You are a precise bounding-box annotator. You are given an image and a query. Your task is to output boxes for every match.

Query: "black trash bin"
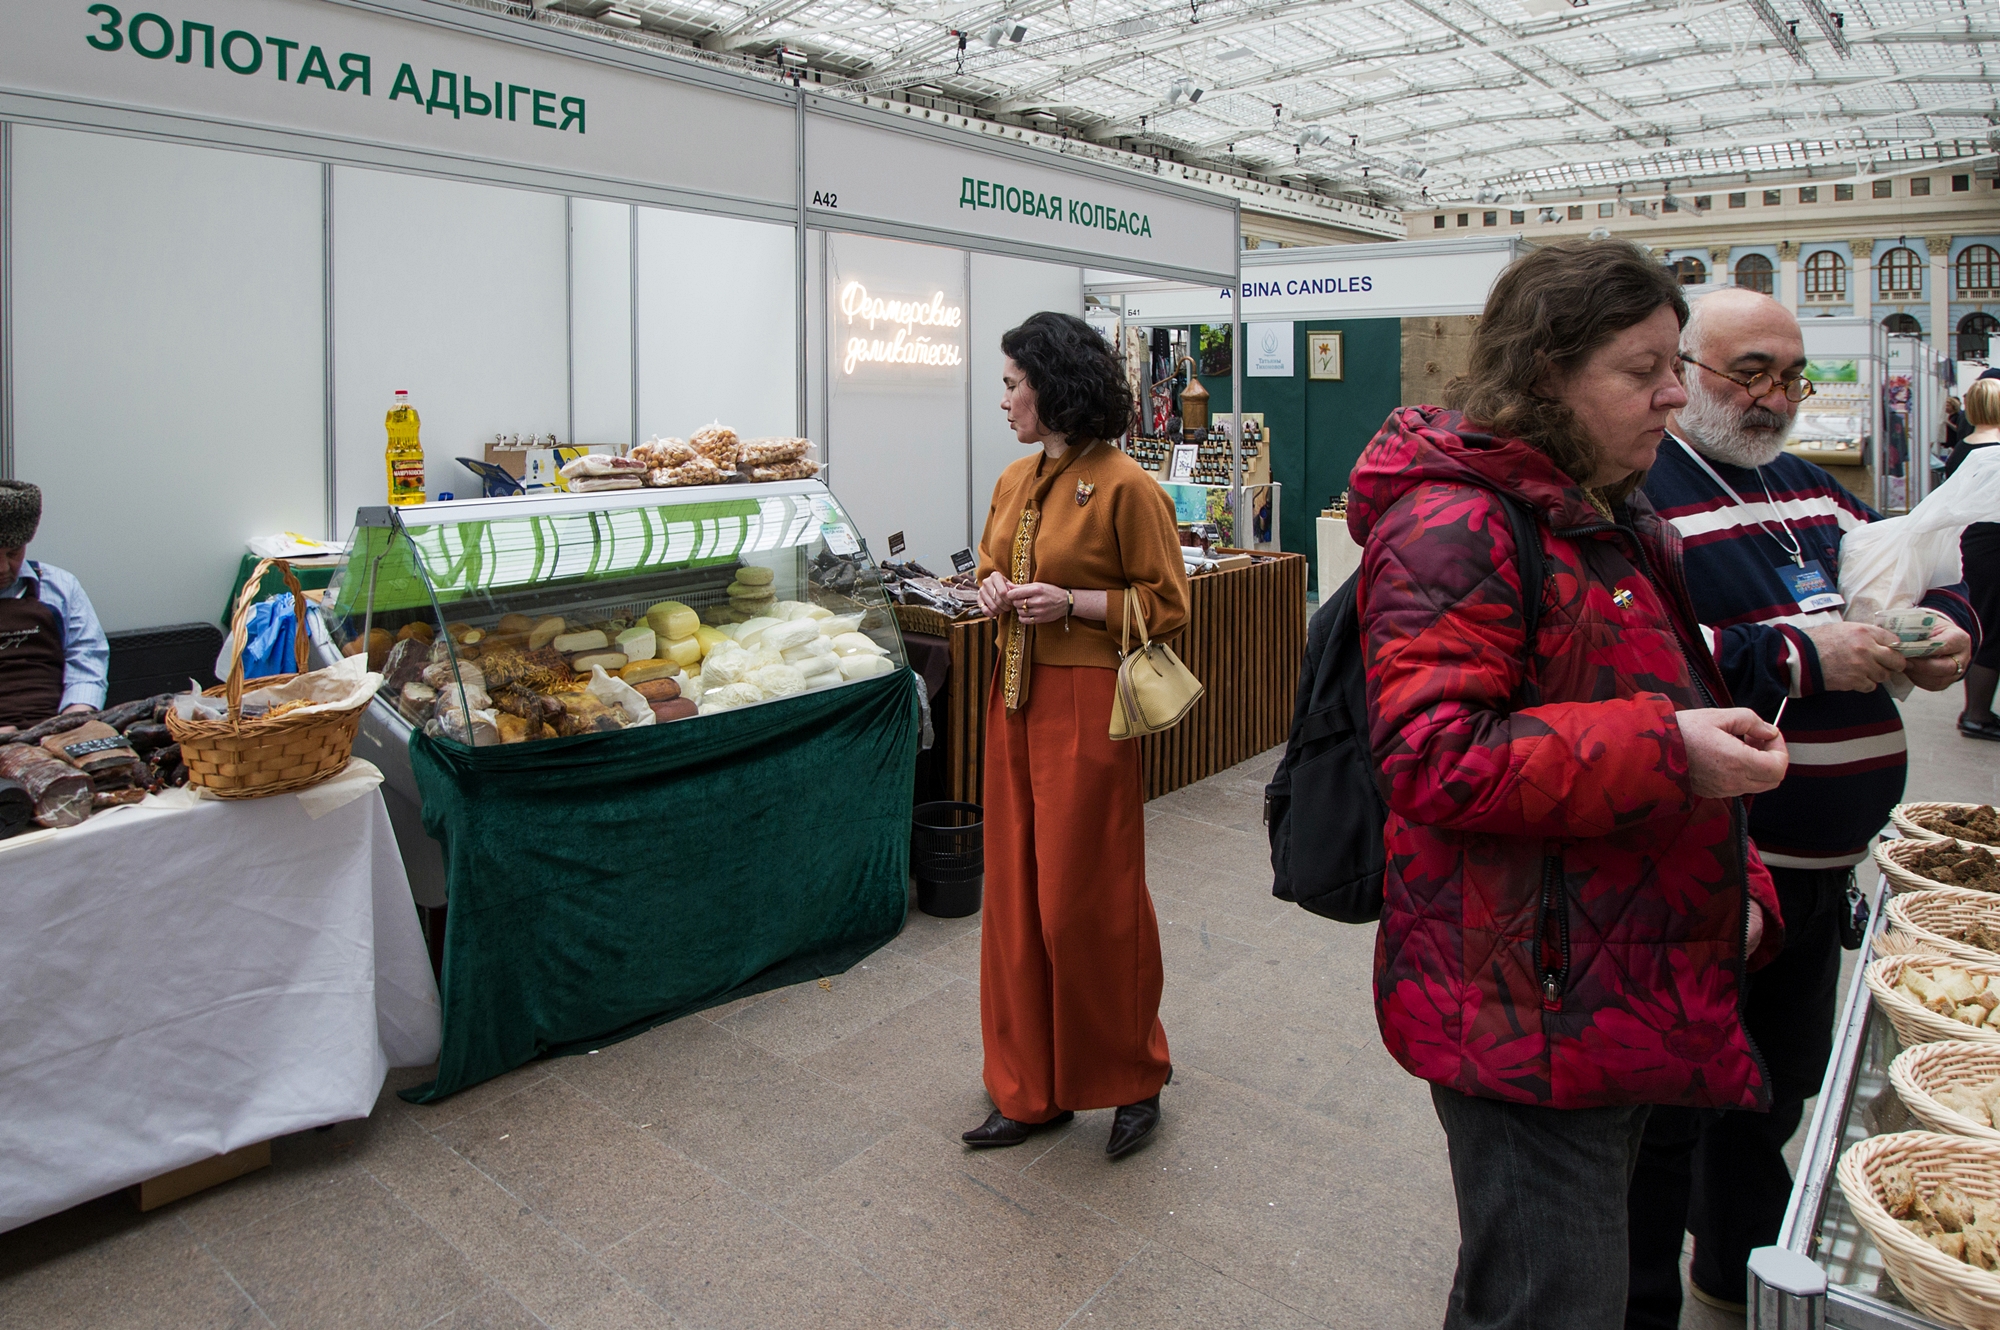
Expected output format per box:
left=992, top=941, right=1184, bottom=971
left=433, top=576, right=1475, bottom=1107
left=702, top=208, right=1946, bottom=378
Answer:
left=911, top=801, right=983, bottom=918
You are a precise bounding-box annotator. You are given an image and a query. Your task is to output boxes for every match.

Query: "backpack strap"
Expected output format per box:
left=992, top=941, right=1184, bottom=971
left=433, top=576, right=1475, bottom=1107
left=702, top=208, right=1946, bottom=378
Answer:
left=1497, top=493, right=1546, bottom=708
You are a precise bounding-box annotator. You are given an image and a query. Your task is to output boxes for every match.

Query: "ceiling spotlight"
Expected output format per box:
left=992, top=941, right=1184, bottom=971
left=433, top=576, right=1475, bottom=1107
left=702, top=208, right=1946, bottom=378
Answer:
left=1008, top=23, right=1026, bottom=42
left=1167, top=76, right=1204, bottom=105
left=984, top=24, right=1005, bottom=46
left=776, top=47, right=809, bottom=68
left=1397, top=159, right=1427, bottom=180
left=1538, top=206, right=1559, bottom=223
left=596, top=6, right=642, bottom=28
left=1589, top=226, right=1611, bottom=239
left=1295, top=125, right=1335, bottom=149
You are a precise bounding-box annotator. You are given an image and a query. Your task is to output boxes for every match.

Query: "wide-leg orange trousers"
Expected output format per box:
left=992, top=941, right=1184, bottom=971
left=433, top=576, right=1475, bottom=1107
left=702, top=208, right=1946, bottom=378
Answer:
left=979, top=663, right=1171, bottom=1122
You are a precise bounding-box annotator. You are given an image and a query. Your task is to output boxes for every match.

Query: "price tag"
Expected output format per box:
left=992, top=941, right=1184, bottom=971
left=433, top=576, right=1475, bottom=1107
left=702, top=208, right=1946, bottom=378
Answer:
left=888, top=531, right=907, bottom=557
left=951, top=548, right=976, bottom=574
left=823, top=524, right=861, bottom=556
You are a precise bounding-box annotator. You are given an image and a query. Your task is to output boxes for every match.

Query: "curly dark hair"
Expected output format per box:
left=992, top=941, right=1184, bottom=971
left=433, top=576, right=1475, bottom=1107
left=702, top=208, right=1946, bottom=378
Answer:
left=1000, top=312, right=1133, bottom=443
left=1446, top=238, right=1686, bottom=492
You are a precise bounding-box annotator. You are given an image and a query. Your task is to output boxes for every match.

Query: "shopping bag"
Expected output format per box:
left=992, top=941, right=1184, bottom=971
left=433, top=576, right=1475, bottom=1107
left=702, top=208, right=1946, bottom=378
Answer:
left=213, top=595, right=321, bottom=683
left=1838, top=446, right=2000, bottom=622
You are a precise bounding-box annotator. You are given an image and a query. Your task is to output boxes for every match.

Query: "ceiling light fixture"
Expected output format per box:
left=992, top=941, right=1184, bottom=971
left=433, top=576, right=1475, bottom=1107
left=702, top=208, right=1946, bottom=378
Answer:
left=983, top=24, right=1005, bottom=47
left=597, top=6, right=642, bottom=28
left=1167, top=76, right=1204, bottom=105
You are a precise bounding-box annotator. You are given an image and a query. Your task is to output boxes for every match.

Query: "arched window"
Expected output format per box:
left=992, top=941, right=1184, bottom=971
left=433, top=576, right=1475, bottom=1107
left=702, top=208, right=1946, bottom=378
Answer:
left=1671, top=256, right=1707, bottom=286
left=1882, top=313, right=1922, bottom=334
left=1878, top=247, right=1924, bottom=298
left=1961, top=312, right=2000, bottom=360
left=1803, top=250, right=1847, bottom=301
left=1959, top=245, right=2000, bottom=300
left=1734, top=252, right=1774, bottom=295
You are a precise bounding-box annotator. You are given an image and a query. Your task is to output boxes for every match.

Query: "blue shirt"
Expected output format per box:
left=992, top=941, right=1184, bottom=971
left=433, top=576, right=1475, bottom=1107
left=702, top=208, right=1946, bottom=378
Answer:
left=1, top=561, right=108, bottom=712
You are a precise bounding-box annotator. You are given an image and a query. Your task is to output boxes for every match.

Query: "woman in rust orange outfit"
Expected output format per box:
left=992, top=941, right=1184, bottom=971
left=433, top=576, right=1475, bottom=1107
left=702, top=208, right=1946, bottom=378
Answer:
left=963, top=312, right=1191, bottom=1159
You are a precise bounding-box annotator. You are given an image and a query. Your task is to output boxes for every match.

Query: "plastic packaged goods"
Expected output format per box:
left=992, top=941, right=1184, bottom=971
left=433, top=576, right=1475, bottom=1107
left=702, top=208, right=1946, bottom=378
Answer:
left=0, top=744, right=94, bottom=827
left=385, top=390, right=425, bottom=506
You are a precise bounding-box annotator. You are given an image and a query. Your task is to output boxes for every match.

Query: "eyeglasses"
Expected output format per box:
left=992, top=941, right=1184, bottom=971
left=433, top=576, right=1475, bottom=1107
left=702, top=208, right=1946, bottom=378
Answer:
left=1677, top=353, right=1816, bottom=404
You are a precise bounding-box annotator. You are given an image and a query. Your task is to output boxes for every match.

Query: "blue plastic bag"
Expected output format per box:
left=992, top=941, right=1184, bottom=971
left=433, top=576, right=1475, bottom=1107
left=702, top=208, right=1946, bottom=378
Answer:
left=214, top=596, right=321, bottom=682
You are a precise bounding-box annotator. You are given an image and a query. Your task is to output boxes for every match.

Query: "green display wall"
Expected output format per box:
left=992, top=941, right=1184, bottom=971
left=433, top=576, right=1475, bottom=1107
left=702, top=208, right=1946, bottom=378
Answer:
left=1236, top=319, right=1404, bottom=590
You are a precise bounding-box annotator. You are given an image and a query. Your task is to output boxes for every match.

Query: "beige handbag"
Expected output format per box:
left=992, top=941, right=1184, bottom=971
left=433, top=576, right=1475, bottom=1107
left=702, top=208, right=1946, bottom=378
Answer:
left=1109, top=590, right=1204, bottom=740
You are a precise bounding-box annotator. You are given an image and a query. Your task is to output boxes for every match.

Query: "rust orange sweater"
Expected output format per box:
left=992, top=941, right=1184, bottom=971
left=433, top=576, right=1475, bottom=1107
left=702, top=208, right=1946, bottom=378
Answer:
left=976, top=442, right=1191, bottom=670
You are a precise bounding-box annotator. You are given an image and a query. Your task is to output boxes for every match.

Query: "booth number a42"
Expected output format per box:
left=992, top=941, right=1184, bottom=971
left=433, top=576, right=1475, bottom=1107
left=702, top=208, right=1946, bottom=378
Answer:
left=812, top=191, right=839, bottom=209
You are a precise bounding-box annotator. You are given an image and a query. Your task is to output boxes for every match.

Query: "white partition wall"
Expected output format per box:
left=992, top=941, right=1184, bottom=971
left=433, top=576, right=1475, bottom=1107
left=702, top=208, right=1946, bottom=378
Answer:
left=10, top=127, right=325, bottom=630
left=331, top=167, right=569, bottom=518
left=634, top=208, right=797, bottom=444
left=824, top=232, right=970, bottom=568
left=569, top=199, right=635, bottom=448
left=970, top=255, right=1085, bottom=529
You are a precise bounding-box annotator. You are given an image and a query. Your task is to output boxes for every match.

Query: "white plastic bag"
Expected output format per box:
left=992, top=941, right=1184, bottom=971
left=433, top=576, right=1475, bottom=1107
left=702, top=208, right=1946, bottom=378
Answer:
left=1838, top=447, right=2000, bottom=622
left=585, top=665, right=656, bottom=727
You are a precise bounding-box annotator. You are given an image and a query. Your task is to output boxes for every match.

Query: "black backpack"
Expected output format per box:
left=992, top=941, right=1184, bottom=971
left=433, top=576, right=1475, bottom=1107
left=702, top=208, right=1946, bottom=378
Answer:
left=1264, top=493, right=1545, bottom=923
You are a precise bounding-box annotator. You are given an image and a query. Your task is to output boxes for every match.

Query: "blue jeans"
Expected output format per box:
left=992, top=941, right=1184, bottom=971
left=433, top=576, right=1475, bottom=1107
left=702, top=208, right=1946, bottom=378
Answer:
left=1431, top=1084, right=1652, bottom=1330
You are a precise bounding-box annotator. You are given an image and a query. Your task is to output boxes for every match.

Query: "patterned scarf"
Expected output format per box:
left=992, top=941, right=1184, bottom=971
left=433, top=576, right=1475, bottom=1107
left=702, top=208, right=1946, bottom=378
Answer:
left=1001, top=441, right=1098, bottom=712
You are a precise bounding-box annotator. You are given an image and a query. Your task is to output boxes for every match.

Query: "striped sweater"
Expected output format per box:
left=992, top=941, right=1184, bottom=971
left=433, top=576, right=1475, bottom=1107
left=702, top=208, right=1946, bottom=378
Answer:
left=1644, top=434, right=1981, bottom=869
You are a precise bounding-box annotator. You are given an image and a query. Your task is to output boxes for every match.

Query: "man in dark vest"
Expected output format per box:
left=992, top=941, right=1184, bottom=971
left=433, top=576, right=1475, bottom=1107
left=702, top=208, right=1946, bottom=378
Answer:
left=0, top=481, right=108, bottom=730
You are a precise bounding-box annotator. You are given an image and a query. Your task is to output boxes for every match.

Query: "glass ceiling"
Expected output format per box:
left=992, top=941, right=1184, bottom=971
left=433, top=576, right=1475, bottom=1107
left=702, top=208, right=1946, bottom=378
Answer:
left=518, top=0, right=1995, bottom=210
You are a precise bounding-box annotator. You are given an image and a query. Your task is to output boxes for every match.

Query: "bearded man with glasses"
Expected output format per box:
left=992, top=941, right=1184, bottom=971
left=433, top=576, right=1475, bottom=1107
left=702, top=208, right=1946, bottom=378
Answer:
left=1623, top=287, right=1980, bottom=1326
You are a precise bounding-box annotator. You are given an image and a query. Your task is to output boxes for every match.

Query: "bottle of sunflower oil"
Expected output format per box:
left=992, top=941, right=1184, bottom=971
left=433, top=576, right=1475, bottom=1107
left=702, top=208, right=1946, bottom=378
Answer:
left=385, top=390, right=426, bottom=506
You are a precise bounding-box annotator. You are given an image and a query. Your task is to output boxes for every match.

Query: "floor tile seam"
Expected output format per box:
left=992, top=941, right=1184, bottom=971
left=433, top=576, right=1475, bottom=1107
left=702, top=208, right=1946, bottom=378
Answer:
left=354, top=1139, right=673, bottom=1325
left=1136, top=1240, right=1341, bottom=1329
left=719, top=964, right=961, bottom=1064
left=1054, top=1241, right=1149, bottom=1330
left=400, top=1071, right=556, bottom=1134
left=176, top=1216, right=280, bottom=1330
left=416, top=1284, right=553, bottom=1330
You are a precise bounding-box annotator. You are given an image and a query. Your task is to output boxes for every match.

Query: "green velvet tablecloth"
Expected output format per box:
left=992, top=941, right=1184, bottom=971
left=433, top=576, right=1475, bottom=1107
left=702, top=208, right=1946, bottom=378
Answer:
left=399, top=671, right=920, bottom=1102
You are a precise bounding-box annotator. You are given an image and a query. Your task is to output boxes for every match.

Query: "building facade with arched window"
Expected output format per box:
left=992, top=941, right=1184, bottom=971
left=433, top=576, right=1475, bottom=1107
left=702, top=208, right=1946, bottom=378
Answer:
left=1800, top=245, right=1849, bottom=308
left=1734, top=251, right=1776, bottom=295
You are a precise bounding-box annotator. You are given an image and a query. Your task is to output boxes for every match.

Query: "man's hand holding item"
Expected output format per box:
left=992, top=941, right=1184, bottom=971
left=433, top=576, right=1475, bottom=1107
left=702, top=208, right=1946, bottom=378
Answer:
left=1679, top=707, right=1789, bottom=799
left=1805, top=621, right=1908, bottom=692
left=1906, top=624, right=1976, bottom=691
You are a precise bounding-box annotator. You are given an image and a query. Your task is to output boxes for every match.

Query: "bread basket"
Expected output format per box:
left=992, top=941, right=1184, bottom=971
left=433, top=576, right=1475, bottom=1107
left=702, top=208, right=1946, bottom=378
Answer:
left=1837, top=1130, right=2000, bottom=1328
left=1865, top=952, right=2000, bottom=1048
left=163, top=558, right=363, bottom=798
left=1884, top=890, right=2000, bottom=967
left=1878, top=836, right=2000, bottom=898
left=1896, top=802, right=2000, bottom=847
left=1891, top=1042, right=2000, bottom=1144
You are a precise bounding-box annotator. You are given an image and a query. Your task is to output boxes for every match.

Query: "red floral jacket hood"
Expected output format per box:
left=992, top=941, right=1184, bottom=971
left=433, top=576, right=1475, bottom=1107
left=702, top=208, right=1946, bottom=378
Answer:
left=1348, top=406, right=1782, bottom=1111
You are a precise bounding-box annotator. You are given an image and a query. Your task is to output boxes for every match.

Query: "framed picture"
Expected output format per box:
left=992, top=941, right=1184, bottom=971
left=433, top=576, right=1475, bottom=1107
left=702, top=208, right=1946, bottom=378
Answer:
left=1307, top=331, right=1344, bottom=380
left=1166, top=442, right=1200, bottom=484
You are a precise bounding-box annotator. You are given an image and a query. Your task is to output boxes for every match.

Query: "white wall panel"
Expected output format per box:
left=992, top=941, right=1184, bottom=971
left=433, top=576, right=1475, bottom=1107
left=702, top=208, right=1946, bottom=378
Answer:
left=633, top=208, right=796, bottom=443
left=569, top=199, right=633, bottom=447
left=970, top=254, right=1084, bottom=534
left=332, top=167, right=568, bottom=518
left=11, top=127, right=324, bottom=631
left=824, top=233, right=969, bottom=568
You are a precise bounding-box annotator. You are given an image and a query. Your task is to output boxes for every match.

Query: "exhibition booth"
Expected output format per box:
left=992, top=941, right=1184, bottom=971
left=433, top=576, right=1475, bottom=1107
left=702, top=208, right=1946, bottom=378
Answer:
left=1086, top=236, right=1524, bottom=597
left=0, top=0, right=1281, bottom=1184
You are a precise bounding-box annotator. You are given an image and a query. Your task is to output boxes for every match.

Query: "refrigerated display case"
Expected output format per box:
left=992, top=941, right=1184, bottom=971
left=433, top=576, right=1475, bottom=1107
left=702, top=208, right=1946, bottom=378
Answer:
left=309, top=479, right=922, bottom=1102
left=1767, top=894, right=1974, bottom=1329
left=312, top=479, right=909, bottom=904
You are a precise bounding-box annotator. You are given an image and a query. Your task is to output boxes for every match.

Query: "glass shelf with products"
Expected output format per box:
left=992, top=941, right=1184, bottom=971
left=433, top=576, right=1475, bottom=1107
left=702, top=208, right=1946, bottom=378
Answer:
left=316, top=479, right=906, bottom=747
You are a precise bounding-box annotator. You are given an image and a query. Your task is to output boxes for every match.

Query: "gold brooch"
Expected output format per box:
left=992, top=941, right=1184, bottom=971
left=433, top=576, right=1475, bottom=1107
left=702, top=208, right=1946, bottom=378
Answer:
left=1075, top=480, right=1096, bottom=506
left=1612, top=588, right=1635, bottom=609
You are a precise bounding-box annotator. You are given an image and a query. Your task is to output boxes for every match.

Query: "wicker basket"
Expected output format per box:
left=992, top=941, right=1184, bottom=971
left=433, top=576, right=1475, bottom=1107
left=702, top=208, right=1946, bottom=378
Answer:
left=1866, top=952, right=2000, bottom=1048
left=1897, top=802, right=2000, bottom=847
left=892, top=604, right=965, bottom=638
left=163, top=558, right=362, bottom=799
left=1891, top=1042, right=2000, bottom=1144
left=1887, top=890, right=2000, bottom=967
left=1837, top=1130, right=2000, bottom=1328
left=1879, top=836, right=2000, bottom=898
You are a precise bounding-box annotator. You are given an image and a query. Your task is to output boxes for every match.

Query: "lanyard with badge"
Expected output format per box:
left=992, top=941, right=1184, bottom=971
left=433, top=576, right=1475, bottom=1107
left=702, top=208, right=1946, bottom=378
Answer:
left=1675, top=436, right=1845, bottom=613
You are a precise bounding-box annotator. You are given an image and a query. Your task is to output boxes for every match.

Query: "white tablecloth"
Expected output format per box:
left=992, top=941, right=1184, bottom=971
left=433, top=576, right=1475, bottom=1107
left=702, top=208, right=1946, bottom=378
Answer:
left=0, top=762, right=441, bottom=1232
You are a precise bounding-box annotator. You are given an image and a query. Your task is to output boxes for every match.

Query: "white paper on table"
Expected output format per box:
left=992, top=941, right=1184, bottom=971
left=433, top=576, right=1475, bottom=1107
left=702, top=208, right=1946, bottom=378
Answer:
left=235, top=651, right=383, bottom=719
left=294, top=758, right=385, bottom=820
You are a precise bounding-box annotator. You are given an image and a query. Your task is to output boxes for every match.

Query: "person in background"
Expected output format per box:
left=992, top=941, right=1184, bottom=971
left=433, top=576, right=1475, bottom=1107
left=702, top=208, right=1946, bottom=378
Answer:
left=1348, top=238, right=1789, bottom=1330
left=1627, top=287, right=1978, bottom=1326
left=965, top=312, right=1190, bottom=1160
left=0, top=481, right=107, bottom=731
left=1945, top=395, right=1966, bottom=455
left=1948, top=376, right=2000, bottom=740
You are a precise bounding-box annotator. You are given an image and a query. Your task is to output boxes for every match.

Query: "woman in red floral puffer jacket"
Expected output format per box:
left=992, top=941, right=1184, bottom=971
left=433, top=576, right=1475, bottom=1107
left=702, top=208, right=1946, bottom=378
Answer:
left=1348, top=239, right=1791, bottom=1330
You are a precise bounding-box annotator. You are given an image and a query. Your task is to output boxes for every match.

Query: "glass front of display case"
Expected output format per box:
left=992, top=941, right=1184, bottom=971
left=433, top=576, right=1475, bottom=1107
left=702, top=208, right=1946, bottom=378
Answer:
left=322, top=481, right=905, bottom=746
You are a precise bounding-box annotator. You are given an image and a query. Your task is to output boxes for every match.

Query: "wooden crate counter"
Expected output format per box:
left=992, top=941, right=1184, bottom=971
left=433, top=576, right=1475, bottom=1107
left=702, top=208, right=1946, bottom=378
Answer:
left=904, top=550, right=1308, bottom=806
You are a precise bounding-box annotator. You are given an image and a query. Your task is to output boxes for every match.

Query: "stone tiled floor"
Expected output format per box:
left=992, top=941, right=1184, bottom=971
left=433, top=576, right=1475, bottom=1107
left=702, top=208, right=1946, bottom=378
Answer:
left=2, top=684, right=1991, bottom=1329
